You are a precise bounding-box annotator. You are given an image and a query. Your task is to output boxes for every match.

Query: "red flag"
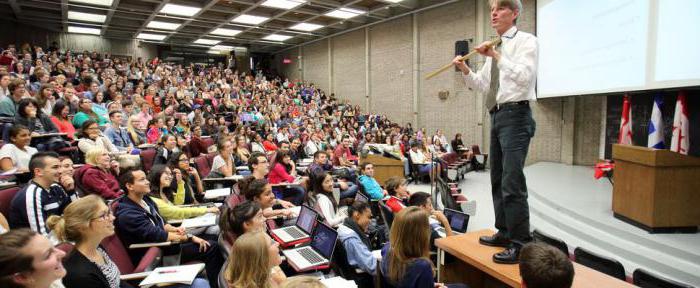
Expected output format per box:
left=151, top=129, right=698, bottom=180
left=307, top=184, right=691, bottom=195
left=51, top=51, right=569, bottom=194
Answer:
left=671, top=91, right=690, bottom=155
left=618, top=93, right=633, bottom=145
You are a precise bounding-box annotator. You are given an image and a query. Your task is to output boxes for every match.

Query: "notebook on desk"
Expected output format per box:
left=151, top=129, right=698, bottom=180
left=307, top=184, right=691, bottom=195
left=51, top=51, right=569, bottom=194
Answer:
left=139, top=263, right=205, bottom=287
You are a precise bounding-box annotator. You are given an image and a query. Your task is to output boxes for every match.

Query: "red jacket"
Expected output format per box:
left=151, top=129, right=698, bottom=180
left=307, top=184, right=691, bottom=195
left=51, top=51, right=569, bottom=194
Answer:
left=385, top=196, right=406, bottom=213
left=77, top=164, right=123, bottom=199
left=268, top=163, right=295, bottom=184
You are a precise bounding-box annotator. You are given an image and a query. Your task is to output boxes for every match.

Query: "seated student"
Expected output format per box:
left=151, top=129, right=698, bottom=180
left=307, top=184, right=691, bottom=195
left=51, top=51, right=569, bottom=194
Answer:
left=408, top=142, right=440, bottom=180
left=519, top=243, right=575, bottom=288
left=240, top=177, right=295, bottom=219
left=358, top=163, right=388, bottom=200
left=187, top=125, right=208, bottom=158
left=0, top=229, right=67, bottom=288
left=384, top=176, right=410, bottom=213
left=73, top=98, right=108, bottom=128
left=167, top=152, right=205, bottom=203
left=305, top=171, right=346, bottom=227
left=50, top=102, right=76, bottom=140
left=408, top=192, right=453, bottom=247
left=147, top=164, right=219, bottom=222
left=224, top=231, right=286, bottom=288
left=56, top=156, right=76, bottom=199
left=103, top=110, right=139, bottom=154
left=0, top=125, right=38, bottom=173
left=77, top=120, right=139, bottom=171
left=14, top=98, right=69, bottom=151
left=380, top=207, right=439, bottom=288
left=115, top=169, right=223, bottom=287
left=332, top=135, right=358, bottom=168
left=308, top=151, right=357, bottom=199
left=209, top=138, right=238, bottom=178
left=218, top=201, right=266, bottom=257
left=380, top=207, right=464, bottom=288
left=126, top=115, right=147, bottom=147
left=9, top=152, right=74, bottom=236
left=77, top=147, right=123, bottom=200
left=153, top=134, right=178, bottom=166
left=268, top=150, right=306, bottom=205
left=49, top=195, right=209, bottom=288
left=337, top=202, right=378, bottom=275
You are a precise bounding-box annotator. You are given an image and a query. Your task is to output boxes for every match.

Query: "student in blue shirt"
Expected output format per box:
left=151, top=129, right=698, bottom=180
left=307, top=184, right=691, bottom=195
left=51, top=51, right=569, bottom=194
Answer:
left=337, top=201, right=378, bottom=275
left=358, top=163, right=387, bottom=200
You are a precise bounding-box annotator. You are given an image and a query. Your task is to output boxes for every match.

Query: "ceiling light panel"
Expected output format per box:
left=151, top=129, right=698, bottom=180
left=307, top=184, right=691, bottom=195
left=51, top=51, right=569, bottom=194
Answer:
left=289, top=22, right=323, bottom=31
left=194, top=39, right=222, bottom=45
left=67, top=11, right=106, bottom=23
left=68, top=0, right=113, bottom=6
left=324, top=7, right=365, bottom=19
left=261, top=0, right=306, bottom=9
left=146, top=20, right=182, bottom=30
left=211, top=45, right=235, bottom=51
left=137, top=33, right=167, bottom=41
left=232, top=14, right=269, bottom=25
left=160, top=3, right=201, bottom=16
left=263, top=34, right=293, bottom=41
left=210, top=28, right=242, bottom=37
left=67, top=26, right=101, bottom=35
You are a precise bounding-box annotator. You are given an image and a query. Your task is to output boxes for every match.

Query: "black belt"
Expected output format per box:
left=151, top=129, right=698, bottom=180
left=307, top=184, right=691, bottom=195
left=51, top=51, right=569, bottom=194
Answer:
left=489, top=100, right=529, bottom=114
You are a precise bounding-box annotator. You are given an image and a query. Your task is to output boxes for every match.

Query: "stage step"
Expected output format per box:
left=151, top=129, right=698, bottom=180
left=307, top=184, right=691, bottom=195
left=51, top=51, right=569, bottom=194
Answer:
left=526, top=162, right=700, bottom=287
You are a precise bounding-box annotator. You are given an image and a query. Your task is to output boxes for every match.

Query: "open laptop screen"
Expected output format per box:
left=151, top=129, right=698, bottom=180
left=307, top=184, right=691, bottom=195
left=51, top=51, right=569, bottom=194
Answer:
left=296, top=205, right=317, bottom=234
left=311, top=222, right=338, bottom=259
left=354, top=192, right=368, bottom=203
left=444, top=208, right=469, bottom=233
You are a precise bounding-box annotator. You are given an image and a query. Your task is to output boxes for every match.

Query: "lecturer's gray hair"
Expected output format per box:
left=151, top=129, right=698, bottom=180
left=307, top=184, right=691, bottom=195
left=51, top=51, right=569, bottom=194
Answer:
left=489, top=0, right=522, bottom=24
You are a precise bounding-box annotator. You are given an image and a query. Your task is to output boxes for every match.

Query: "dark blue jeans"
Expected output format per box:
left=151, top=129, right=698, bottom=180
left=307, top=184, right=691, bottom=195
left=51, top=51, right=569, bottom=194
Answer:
left=489, top=104, right=536, bottom=246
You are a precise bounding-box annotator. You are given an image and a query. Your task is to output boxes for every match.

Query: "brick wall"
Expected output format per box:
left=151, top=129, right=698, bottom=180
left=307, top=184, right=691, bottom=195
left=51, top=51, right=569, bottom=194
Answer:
left=332, top=29, right=366, bottom=107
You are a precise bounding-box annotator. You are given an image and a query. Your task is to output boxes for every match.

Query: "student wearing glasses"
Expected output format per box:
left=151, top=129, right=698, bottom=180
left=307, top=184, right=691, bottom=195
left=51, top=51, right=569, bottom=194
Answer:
left=167, top=151, right=205, bottom=203
left=73, top=98, right=107, bottom=128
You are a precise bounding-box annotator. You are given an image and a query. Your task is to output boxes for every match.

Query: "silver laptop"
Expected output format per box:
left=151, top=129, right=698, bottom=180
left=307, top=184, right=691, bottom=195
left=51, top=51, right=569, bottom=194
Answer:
left=270, top=205, right=317, bottom=244
left=436, top=208, right=470, bottom=237
left=282, top=222, right=338, bottom=271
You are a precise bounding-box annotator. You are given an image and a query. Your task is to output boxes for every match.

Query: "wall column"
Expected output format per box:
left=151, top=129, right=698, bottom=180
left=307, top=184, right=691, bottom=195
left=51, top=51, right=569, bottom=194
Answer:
left=412, top=13, right=420, bottom=127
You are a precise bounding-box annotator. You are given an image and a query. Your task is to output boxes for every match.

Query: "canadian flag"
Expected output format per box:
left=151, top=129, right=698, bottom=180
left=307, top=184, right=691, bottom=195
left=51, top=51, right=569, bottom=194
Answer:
left=670, top=91, right=689, bottom=155
left=618, top=94, right=633, bottom=145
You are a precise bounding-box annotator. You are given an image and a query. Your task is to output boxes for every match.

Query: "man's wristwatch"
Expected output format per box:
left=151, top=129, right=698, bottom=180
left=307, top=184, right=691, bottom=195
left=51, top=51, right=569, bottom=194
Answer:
left=186, top=233, right=194, bottom=241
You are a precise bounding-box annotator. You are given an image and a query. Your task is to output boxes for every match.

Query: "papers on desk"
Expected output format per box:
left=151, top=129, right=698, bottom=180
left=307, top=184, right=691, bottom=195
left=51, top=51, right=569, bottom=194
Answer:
left=31, top=132, right=67, bottom=138
left=203, top=175, right=245, bottom=181
left=320, top=276, right=357, bottom=288
left=204, top=188, right=231, bottom=199
left=139, top=263, right=205, bottom=287
left=298, top=158, right=313, bottom=164
left=0, top=168, right=17, bottom=175
left=180, top=213, right=217, bottom=229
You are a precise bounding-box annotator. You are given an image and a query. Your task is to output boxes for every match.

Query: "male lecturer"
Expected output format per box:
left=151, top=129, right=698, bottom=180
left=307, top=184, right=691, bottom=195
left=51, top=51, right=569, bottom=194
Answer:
left=453, top=0, right=537, bottom=264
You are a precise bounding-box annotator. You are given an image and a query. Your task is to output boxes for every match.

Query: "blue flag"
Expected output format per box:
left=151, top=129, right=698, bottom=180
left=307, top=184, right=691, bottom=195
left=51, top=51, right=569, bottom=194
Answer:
left=647, top=95, right=664, bottom=149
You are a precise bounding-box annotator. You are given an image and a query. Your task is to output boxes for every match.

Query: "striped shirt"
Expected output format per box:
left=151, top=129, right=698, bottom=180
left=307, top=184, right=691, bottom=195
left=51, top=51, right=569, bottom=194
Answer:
left=9, top=181, right=76, bottom=235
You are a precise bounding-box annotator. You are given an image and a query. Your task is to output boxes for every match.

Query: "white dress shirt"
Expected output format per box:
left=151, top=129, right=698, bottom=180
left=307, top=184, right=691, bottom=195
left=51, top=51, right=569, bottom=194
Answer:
left=462, top=26, right=538, bottom=104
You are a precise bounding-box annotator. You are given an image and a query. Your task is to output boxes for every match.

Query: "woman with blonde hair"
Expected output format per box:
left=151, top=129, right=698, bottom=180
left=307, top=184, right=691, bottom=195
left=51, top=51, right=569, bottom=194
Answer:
left=126, top=115, right=147, bottom=146
left=76, top=147, right=122, bottom=199
left=225, top=231, right=285, bottom=288
left=47, top=195, right=122, bottom=288
left=380, top=206, right=463, bottom=288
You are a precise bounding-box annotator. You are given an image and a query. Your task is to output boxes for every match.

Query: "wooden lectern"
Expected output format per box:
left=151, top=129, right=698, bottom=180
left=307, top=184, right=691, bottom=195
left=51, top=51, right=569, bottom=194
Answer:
left=360, top=154, right=404, bottom=185
left=612, top=144, right=700, bottom=233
